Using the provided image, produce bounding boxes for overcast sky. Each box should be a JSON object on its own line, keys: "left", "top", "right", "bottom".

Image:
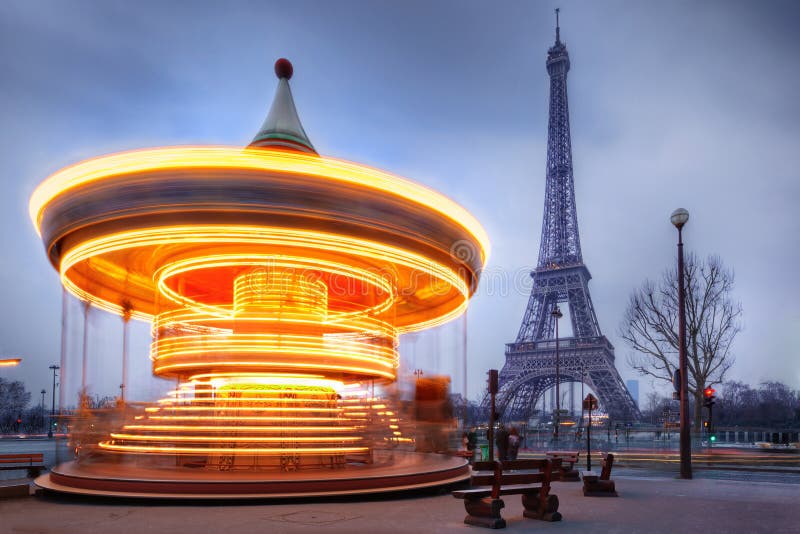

{"left": 1, "top": 0, "right": 798, "bottom": 404}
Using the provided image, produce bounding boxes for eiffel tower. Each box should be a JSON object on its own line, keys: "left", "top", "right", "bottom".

{"left": 494, "top": 14, "right": 640, "bottom": 423}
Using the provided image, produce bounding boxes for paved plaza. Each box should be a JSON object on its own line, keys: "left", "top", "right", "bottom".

{"left": 0, "top": 475, "right": 797, "bottom": 533}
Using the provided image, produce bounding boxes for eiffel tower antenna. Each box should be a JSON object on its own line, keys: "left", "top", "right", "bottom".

{"left": 555, "top": 8, "right": 561, "bottom": 44}
{"left": 485, "top": 16, "right": 640, "bottom": 425}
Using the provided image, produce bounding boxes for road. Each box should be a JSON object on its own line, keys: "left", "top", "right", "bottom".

{"left": 524, "top": 446, "right": 800, "bottom": 484}
{"left": 2, "top": 438, "right": 799, "bottom": 484}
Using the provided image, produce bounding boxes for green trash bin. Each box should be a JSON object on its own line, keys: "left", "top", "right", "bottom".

{"left": 480, "top": 444, "right": 489, "bottom": 461}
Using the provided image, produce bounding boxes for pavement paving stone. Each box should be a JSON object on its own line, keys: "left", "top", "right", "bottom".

{"left": 0, "top": 475, "right": 798, "bottom": 533}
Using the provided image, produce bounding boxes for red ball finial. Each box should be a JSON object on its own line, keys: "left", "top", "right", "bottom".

{"left": 274, "top": 58, "right": 293, "bottom": 80}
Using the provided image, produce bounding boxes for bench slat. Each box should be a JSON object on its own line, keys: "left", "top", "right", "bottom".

{"left": 0, "top": 454, "right": 43, "bottom": 460}
{"left": 471, "top": 472, "right": 545, "bottom": 486}
{"left": 472, "top": 461, "right": 497, "bottom": 471}
{"left": 0, "top": 466, "right": 43, "bottom": 470}
{"left": 470, "top": 474, "right": 497, "bottom": 486}
{"left": 502, "top": 459, "right": 547, "bottom": 470}
{"left": 453, "top": 483, "right": 543, "bottom": 499}
{"left": 499, "top": 473, "right": 544, "bottom": 485}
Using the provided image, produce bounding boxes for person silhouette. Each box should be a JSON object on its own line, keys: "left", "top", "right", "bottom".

{"left": 495, "top": 423, "right": 509, "bottom": 461}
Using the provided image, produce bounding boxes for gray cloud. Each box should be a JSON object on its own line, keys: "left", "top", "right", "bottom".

{"left": 1, "top": 0, "right": 798, "bottom": 402}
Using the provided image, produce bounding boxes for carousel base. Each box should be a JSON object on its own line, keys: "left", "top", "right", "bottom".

{"left": 34, "top": 450, "right": 469, "bottom": 499}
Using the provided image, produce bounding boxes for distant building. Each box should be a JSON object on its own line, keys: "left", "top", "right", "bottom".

{"left": 626, "top": 380, "right": 639, "bottom": 408}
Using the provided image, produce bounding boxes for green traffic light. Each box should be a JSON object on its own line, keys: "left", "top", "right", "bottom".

{"left": 710, "top": 435, "right": 716, "bottom": 442}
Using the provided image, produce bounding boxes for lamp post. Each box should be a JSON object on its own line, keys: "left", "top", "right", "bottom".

{"left": 40, "top": 389, "right": 46, "bottom": 434}
{"left": 552, "top": 305, "right": 563, "bottom": 444}
{"left": 48, "top": 364, "right": 60, "bottom": 439}
{"left": 580, "top": 363, "right": 585, "bottom": 440}
{"left": 670, "top": 207, "right": 692, "bottom": 479}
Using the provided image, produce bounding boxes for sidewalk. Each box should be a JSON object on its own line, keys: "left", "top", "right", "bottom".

{"left": 1, "top": 475, "right": 798, "bottom": 533}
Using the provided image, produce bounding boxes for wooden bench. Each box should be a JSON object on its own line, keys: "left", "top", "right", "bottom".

{"left": 0, "top": 453, "right": 45, "bottom": 477}
{"left": 582, "top": 453, "right": 617, "bottom": 496}
{"left": 452, "top": 459, "right": 562, "bottom": 528}
{"left": 545, "top": 450, "right": 581, "bottom": 481}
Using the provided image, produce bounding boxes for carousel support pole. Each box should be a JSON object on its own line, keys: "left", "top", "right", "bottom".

{"left": 120, "top": 301, "right": 133, "bottom": 403}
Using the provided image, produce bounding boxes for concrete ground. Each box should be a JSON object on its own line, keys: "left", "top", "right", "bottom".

{"left": 1, "top": 475, "right": 798, "bottom": 533}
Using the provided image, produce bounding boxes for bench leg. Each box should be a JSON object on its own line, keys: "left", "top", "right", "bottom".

{"left": 463, "top": 497, "right": 506, "bottom": 529}
{"left": 583, "top": 479, "right": 617, "bottom": 497}
{"left": 522, "top": 491, "right": 562, "bottom": 522}
{"left": 27, "top": 467, "right": 42, "bottom": 478}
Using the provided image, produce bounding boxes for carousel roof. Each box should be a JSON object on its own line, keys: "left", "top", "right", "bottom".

{"left": 250, "top": 58, "right": 316, "bottom": 153}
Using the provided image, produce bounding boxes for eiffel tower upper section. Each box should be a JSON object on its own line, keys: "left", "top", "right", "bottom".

{"left": 538, "top": 21, "right": 582, "bottom": 272}
{"left": 515, "top": 17, "right": 601, "bottom": 344}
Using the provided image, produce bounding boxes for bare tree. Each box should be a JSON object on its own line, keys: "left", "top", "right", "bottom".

{"left": 620, "top": 254, "right": 742, "bottom": 430}
{"left": 717, "top": 380, "right": 800, "bottom": 427}
{"left": 0, "top": 378, "right": 31, "bottom": 432}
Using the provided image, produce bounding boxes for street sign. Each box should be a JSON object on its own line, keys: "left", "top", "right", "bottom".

{"left": 582, "top": 393, "right": 598, "bottom": 411}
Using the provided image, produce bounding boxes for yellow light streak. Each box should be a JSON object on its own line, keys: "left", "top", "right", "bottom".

{"left": 154, "top": 254, "right": 396, "bottom": 321}
{"left": 147, "top": 415, "right": 362, "bottom": 422}
{"left": 152, "top": 361, "right": 397, "bottom": 381}
{"left": 98, "top": 443, "right": 370, "bottom": 455}
{"left": 122, "top": 425, "right": 360, "bottom": 433}
{"left": 29, "top": 146, "right": 490, "bottom": 264}
{"left": 59, "top": 225, "right": 469, "bottom": 332}
{"left": 109, "top": 433, "right": 362, "bottom": 443}
{"left": 138, "top": 406, "right": 342, "bottom": 413}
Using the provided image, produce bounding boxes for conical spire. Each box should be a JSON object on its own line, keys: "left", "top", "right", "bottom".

{"left": 250, "top": 58, "right": 317, "bottom": 153}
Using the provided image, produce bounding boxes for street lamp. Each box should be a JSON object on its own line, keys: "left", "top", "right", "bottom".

{"left": 40, "top": 389, "right": 46, "bottom": 434}
{"left": 48, "top": 364, "right": 60, "bottom": 439}
{"left": 551, "top": 305, "right": 563, "bottom": 444}
{"left": 579, "top": 363, "right": 585, "bottom": 441}
{"left": 670, "top": 207, "right": 692, "bottom": 479}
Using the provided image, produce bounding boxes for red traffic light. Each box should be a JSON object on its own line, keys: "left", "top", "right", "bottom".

{"left": 703, "top": 387, "right": 716, "bottom": 398}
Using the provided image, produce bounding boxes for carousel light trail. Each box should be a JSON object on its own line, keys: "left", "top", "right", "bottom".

{"left": 29, "top": 146, "right": 490, "bottom": 258}
{"left": 31, "top": 58, "right": 487, "bottom": 495}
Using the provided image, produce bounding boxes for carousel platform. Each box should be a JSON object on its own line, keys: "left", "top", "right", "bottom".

{"left": 34, "top": 450, "right": 469, "bottom": 499}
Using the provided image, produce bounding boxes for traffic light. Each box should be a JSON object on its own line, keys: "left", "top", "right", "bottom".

{"left": 702, "top": 387, "right": 716, "bottom": 408}
{"left": 488, "top": 369, "right": 499, "bottom": 394}
{"left": 703, "top": 388, "right": 716, "bottom": 446}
